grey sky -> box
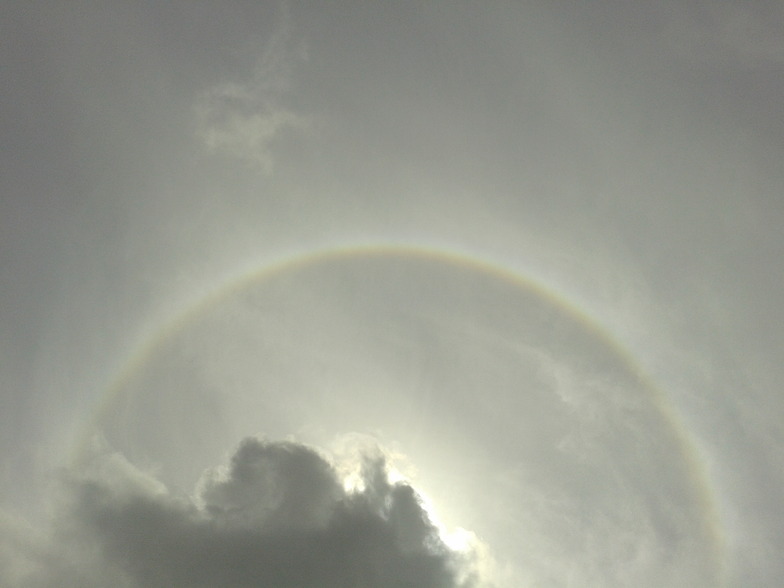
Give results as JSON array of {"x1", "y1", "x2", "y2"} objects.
[{"x1": 1, "y1": 2, "x2": 782, "y2": 587}]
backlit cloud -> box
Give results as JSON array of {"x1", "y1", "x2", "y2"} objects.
[{"x1": 2, "y1": 437, "x2": 487, "y2": 588}]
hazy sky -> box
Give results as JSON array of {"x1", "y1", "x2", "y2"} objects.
[{"x1": 2, "y1": 2, "x2": 783, "y2": 587}]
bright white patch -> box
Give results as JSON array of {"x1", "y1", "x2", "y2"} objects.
[
  {"x1": 341, "y1": 470, "x2": 365, "y2": 494},
  {"x1": 414, "y1": 487, "x2": 479, "y2": 553},
  {"x1": 385, "y1": 465, "x2": 407, "y2": 485},
  {"x1": 442, "y1": 526, "x2": 478, "y2": 553}
]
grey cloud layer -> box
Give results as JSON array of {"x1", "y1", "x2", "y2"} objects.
[{"x1": 3, "y1": 438, "x2": 481, "y2": 588}]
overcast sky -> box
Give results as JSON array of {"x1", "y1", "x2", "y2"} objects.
[{"x1": 1, "y1": 2, "x2": 783, "y2": 587}]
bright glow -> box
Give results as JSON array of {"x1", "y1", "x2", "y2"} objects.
[
  {"x1": 341, "y1": 472, "x2": 365, "y2": 494},
  {"x1": 385, "y1": 465, "x2": 407, "y2": 485},
  {"x1": 414, "y1": 487, "x2": 478, "y2": 553},
  {"x1": 441, "y1": 526, "x2": 478, "y2": 553}
]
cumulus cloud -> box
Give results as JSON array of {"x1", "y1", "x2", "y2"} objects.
[
  {"x1": 194, "y1": 5, "x2": 310, "y2": 173},
  {"x1": 2, "y1": 437, "x2": 487, "y2": 588}
]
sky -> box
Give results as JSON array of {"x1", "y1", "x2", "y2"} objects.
[{"x1": 1, "y1": 2, "x2": 783, "y2": 587}]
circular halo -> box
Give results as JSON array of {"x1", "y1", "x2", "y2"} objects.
[{"x1": 73, "y1": 244, "x2": 725, "y2": 586}]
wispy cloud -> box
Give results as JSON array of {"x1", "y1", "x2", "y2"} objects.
[{"x1": 194, "y1": 5, "x2": 310, "y2": 174}]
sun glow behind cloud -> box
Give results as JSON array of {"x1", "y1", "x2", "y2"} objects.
[{"x1": 334, "y1": 435, "x2": 481, "y2": 555}]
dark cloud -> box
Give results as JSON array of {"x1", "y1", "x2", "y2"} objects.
[{"x1": 3, "y1": 438, "x2": 485, "y2": 588}]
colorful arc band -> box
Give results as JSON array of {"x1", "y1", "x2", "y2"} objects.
[{"x1": 72, "y1": 241, "x2": 726, "y2": 583}]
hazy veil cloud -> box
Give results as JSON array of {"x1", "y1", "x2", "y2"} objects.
[{"x1": 3, "y1": 438, "x2": 485, "y2": 588}]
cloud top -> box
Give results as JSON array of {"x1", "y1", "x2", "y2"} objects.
[{"x1": 4, "y1": 437, "x2": 486, "y2": 588}]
